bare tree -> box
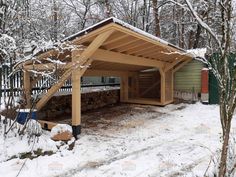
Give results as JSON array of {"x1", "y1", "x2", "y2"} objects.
[{"x1": 183, "y1": 0, "x2": 236, "y2": 176}]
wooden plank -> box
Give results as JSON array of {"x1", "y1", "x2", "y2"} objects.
[
  {"x1": 38, "y1": 120, "x2": 57, "y2": 130},
  {"x1": 139, "y1": 50, "x2": 161, "y2": 58},
  {"x1": 120, "y1": 74, "x2": 129, "y2": 102},
  {"x1": 124, "y1": 42, "x2": 149, "y2": 54},
  {"x1": 102, "y1": 33, "x2": 129, "y2": 46},
  {"x1": 171, "y1": 69, "x2": 174, "y2": 100},
  {"x1": 91, "y1": 61, "x2": 149, "y2": 72},
  {"x1": 92, "y1": 49, "x2": 166, "y2": 68},
  {"x1": 77, "y1": 30, "x2": 114, "y2": 61},
  {"x1": 164, "y1": 100, "x2": 174, "y2": 105},
  {"x1": 160, "y1": 70, "x2": 166, "y2": 104},
  {"x1": 135, "y1": 73, "x2": 140, "y2": 97},
  {"x1": 117, "y1": 40, "x2": 144, "y2": 53},
  {"x1": 72, "y1": 51, "x2": 81, "y2": 126},
  {"x1": 140, "y1": 80, "x2": 160, "y2": 97},
  {"x1": 84, "y1": 69, "x2": 127, "y2": 77},
  {"x1": 79, "y1": 59, "x2": 93, "y2": 76},
  {"x1": 23, "y1": 71, "x2": 31, "y2": 108},
  {"x1": 135, "y1": 45, "x2": 157, "y2": 55},
  {"x1": 105, "y1": 37, "x2": 139, "y2": 50},
  {"x1": 125, "y1": 98, "x2": 164, "y2": 106}
]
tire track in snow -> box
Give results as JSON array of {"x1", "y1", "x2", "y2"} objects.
[{"x1": 54, "y1": 139, "x2": 209, "y2": 177}]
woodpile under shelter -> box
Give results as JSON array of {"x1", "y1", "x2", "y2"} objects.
[{"x1": 20, "y1": 17, "x2": 193, "y2": 137}]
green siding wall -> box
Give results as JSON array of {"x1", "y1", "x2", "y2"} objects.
[{"x1": 174, "y1": 60, "x2": 204, "y2": 93}]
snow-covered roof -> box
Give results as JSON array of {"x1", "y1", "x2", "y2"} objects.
[
  {"x1": 187, "y1": 48, "x2": 206, "y2": 58},
  {"x1": 63, "y1": 17, "x2": 187, "y2": 53}
]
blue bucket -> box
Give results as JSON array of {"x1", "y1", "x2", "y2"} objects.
[{"x1": 16, "y1": 109, "x2": 37, "y2": 125}]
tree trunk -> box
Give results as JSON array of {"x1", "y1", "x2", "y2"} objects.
[
  {"x1": 104, "y1": 0, "x2": 111, "y2": 18},
  {"x1": 219, "y1": 125, "x2": 230, "y2": 177},
  {"x1": 193, "y1": 24, "x2": 201, "y2": 49},
  {"x1": 152, "y1": 0, "x2": 161, "y2": 37},
  {"x1": 52, "y1": 0, "x2": 58, "y2": 42}
]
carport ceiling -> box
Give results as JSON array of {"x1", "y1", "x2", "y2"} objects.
[{"x1": 63, "y1": 18, "x2": 192, "y2": 64}]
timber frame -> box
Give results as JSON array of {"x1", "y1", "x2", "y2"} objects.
[{"x1": 20, "y1": 17, "x2": 193, "y2": 137}]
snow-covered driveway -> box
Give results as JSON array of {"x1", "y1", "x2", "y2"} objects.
[{"x1": 1, "y1": 103, "x2": 235, "y2": 177}]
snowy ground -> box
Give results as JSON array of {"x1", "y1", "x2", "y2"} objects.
[{"x1": 0, "y1": 102, "x2": 235, "y2": 177}]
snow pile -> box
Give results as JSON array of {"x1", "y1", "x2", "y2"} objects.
[
  {"x1": 50, "y1": 124, "x2": 72, "y2": 138},
  {"x1": 187, "y1": 48, "x2": 207, "y2": 58}
]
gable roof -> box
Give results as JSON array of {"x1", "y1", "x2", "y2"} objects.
[{"x1": 63, "y1": 17, "x2": 186, "y2": 53}]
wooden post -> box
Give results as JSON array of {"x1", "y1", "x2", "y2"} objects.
[
  {"x1": 71, "y1": 49, "x2": 82, "y2": 138},
  {"x1": 171, "y1": 69, "x2": 174, "y2": 101},
  {"x1": 160, "y1": 70, "x2": 166, "y2": 104},
  {"x1": 120, "y1": 74, "x2": 129, "y2": 102},
  {"x1": 135, "y1": 73, "x2": 140, "y2": 98},
  {"x1": 23, "y1": 71, "x2": 31, "y2": 108},
  {"x1": 129, "y1": 72, "x2": 139, "y2": 98}
]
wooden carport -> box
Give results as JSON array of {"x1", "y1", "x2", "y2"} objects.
[{"x1": 20, "y1": 17, "x2": 193, "y2": 137}]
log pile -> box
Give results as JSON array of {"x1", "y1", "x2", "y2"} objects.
[{"x1": 38, "y1": 89, "x2": 120, "y2": 120}]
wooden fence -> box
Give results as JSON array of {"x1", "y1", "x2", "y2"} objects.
[{"x1": 0, "y1": 64, "x2": 120, "y2": 97}]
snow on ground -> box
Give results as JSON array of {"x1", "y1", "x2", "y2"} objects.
[{"x1": 0, "y1": 102, "x2": 235, "y2": 177}]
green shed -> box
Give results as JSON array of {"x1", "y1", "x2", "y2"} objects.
[{"x1": 174, "y1": 60, "x2": 204, "y2": 93}]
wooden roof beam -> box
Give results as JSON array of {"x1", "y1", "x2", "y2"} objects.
[
  {"x1": 92, "y1": 48, "x2": 166, "y2": 68},
  {"x1": 83, "y1": 69, "x2": 128, "y2": 77}
]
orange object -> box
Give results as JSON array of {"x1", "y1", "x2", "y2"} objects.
[{"x1": 201, "y1": 68, "x2": 209, "y2": 93}]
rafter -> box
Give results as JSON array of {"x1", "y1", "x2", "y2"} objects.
[
  {"x1": 135, "y1": 45, "x2": 158, "y2": 55},
  {"x1": 105, "y1": 37, "x2": 139, "y2": 50},
  {"x1": 117, "y1": 41, "x2": 145, "y2": 53},
  {"x1": 92, "y1": 48, "x2": 166, "y2": 68},
  {"x1": 102, "y1": 33, "x2": 129, "y2": 46}
]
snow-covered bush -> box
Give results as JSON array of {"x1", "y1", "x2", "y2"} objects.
[
  {"x1": 0, "y1": 34, "x2": 16, "y2": 65},
  {"x1": 25, "y1": 119, "x2": 42, "y2": 137}
]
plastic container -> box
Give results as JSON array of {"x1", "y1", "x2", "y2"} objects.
[{"x1": 16, "y1": 109, "x2": 37, "y2": 124}]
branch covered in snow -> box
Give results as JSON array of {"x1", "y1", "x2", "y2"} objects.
[{"x1": 0, "y1": 34, "x2": 16, "y2": 65}]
